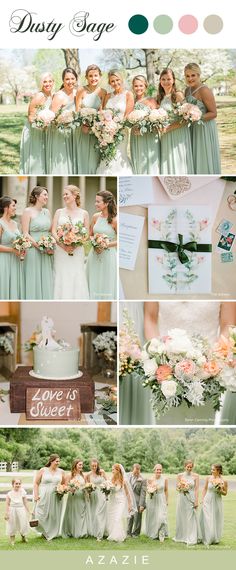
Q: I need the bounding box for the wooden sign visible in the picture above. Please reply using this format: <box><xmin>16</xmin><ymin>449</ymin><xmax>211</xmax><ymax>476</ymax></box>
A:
<box><xmin>26</xmin><ymin>387</ymin><xmax>81</xmax><ymax>421</ymax></box>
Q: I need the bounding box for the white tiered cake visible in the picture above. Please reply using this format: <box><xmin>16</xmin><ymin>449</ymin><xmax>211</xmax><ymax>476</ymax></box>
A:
<box><xmin>30</xmin><ymin>317</ymin><xmax>80</xmax><ymax>380</ymax></box>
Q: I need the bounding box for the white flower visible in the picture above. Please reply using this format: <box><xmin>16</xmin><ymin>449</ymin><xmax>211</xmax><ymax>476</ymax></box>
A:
<box><xmin>166</xmin><ymin>328</ymin><xmax>194</xmax><ymax>354</ymax></box>
<box><xmin>148</xmin><ymin>338</ymin><xmax>161</xmax><ymax>354</ymax></box>
<box><xmin>143</xmin><ymin>358</ymin><xmax>157</xmax><ymax>377</ymax></box>
<box><xmin>141</xmin><ymin>349</ymin><xmax>149</xmax><ymax>362</ymax></box>
<box><xmin>161</xmin><ymin>380</ymin><xmax>177</xmax><ymax>398</ymax></box>
<box><xmin>186</xmin><ymin>381</ymin><xmax>204</xmax><ymax>406</ymax></box>
<box><xmin>219</xmin><ymin>366</ymin><xmax>236</xmax><ymax>391</ymax></box>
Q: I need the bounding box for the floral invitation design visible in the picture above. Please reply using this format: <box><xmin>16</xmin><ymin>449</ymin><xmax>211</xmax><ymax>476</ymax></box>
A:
<box><xmin>148</xmin><ymin>206</ymin><xmax>212</xmax><ymax>294</ymax></box>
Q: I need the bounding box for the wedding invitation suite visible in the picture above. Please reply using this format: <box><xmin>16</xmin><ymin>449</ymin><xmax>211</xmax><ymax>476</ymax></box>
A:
<box><xmin>148</xmin><ymin>205</ymin><xmax>212</xmax><ymax>294</ymax></box>
<box><xmin>119</xmin><ymin>212</ymin><xmax>145</xmax><ymax>270</ymax></box>
<box><xmin>119</xmin><ymin>177</ymin><xmax>158</xmax><ymax>207</ymax></box>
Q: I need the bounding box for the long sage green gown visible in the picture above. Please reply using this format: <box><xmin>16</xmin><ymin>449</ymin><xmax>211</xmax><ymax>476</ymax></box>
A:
<box><xmin>74</xmin><ymin>91</ymin><xmax>101</xmax><ymax>174</ymax></box>
<box><xmin>0</xmin><ymin>219</ymin><xmax>24</xmax><ymax>299</ymax></box>
<box><xmin>146</xmin><ymin>476</ymin><xmax>168</xmax><ymax>539</ymax></box>
<box><xmin>61</xmin><ymin>474</ymin><xmax>88</xmax><ymax>538</ymax></box>
<box><xmin>20</xmin><ymin>96</ymin><xmax>52</xmax><ymax>174</ymax></box>
<box><xmin>86</xmin><ymin>474</ymin><xmax>107</xmax><ymax>539</ymax></box>
<box><xmin>200</xmin><ymin>480</ymin><xmax>224</xmax><ymax>545</ymax></box>
<box><xmin>174</xmin><ymin>473</ymin><xmax>201</xmax><ymax>545</ymax></box>
<box><xmin>50</xmin><ymin>94</ymin><xmax>75</xmax><ymax>174</ymax></box>
<box><xmin>23</xmin><ymin>209</ymin><xmax>53</xmax><ymax>299</ymax></box>
<box><xmin>160</xmin><ymin>95</ymin><xmax>194</xmax><ymax>174</ymax></box>
<box><xmin>130</xmin><ymin>102</ymin><xmax>161</xmax><ymax>174</ymax></box>
<box><xmin>186</xmin><ymin>88</ymin><xmax>221</xmax><ymax>174</ymax></box>
<box><xmin>35</xmin><ymin>468</ymin><xmax>63</xmax><ymax>541</ymax></box>
<box><xmin>220</xmin><ymin>392</ymin><xmax>236</xmax><ymax>425</ymax></box>
<box><xmin>86</xmin><ymin>216</ymin><xmax>117</xmax><ymax>300</ymax></box>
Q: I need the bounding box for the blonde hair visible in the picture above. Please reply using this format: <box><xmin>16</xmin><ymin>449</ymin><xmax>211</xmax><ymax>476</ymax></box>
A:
<box><xmin>40</xmin><ymin>72</ymin><xmax>54</xmax><ymax>89</ymax></box>
<box><xmin>64</xmin><ymin>185</ymin><xmax>81</xmax><ymax>206</ymax></box>
<box><xmin>132</xmin><ymin>75</ymin><xmax>148</xmax><ymax>89</ymax></box>
<box><xmin>184</xmin><ymin>63</ymin><xmax>201</xmax><ymax>75</ymax></box>
<box><xmin>108</xmin><ymin>69</ymin><xmax>123</xmax><ymax>84</ymax></box>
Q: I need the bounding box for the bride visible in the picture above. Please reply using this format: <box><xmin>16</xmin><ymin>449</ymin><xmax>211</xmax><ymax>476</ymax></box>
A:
<box><xmin>107</xmin><ymin>464</ymin><xmax>136</xmax><ymax>542</ymax></box>
<box><xmin>52</xmin><ymin>185</ymin><xmax>89</xmax><ymax>299</ymax></box>
<box><xmin>96</xmin><ymin>69</ymin><xmax>134</xmax><ymax>175</ymax></box>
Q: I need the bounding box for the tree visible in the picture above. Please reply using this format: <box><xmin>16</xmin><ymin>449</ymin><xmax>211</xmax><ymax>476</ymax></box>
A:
<box><xmin>62</xmin><ymin>49</ymin><xmax>81</xmax><ymax>76</ymax></box>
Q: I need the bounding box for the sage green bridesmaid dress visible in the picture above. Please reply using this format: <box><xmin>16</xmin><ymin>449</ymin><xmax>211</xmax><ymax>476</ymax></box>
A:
<box><xmin>173</xmin><ymin>473</ymin><xmax>201</xmax><ymax>545</ymax></box>
<box><xmin>220</xmin><ymin>392</ymin><xmax>236</xmax><ymax>425</ymax></box>
<box><xmin>61</xmin><ymin>475</ymin><xmax>88</xmax><ymax>538</ymax></box>
<box><xmin>50</xmin><ymin>95</ymin><xmax>75</xmax><ymax>174</ymax></box>
<box><xmin>146</xmin><ymin>476</ymin><xmax>168</xmax><ymax>539</ymax></box>
<box><xmin>24</xmin><ymin>209</ymin><xmax>53</xmax><ymax>299</ymax></box>
<box><xmin>0</xmin><ymin>220</ymin><xmax>24</xmax><ymax>299</ymax></box>
<box><xmin>20</xmin><ymin>96</ymin><xmax>52</xmax><ymax>174</ymax></box>
<box><xmin>74</xmin><ymin>91</ymin><xmax>101</xmax><ymax>174</ymax></box>
<box><xmin>160</xmin><ymin>95</ymin><xmax>194</xmax><ymax>174</ymax></box>
<box><xmin>186</xmin><ymin>88</ymin><xmax>221</xmax><ymax>174</ymax></box>
<box><xmin>130</xmin><ymin>102</ymin><xmax>161</xmax><ymax>174</ymax></box>
<box><xmin>86</xmin><ymin>216</ymin><xmax>117</xmax><ymax>300</ymax></box>
<box><xmin>35</xmin><ymin>468</ymin><xmax>64</xmax><ymax>541</ymax></box>
<box><xmin>200</xmin><ymin>480</ymin><xmax>224</xmax><ymax>545</ymax></box>
<box><xmin>119</xmin><ymin>302</ymin><xmax>156</xmax><ymax>426</ymax></box>
<box><xmin>86</xmin><ymin>474</ymin><xmax>107</xmax><ymax>539</ymax></box>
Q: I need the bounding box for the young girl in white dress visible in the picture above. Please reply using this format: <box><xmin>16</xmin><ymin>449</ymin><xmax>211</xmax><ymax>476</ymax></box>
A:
<box><xmin>52</xmin><ymin>185</ymin><xmax>89</xmax><ymax>299</ymax></box>
<box><xmin>5</xmin><ymin>478</ymin><xmax>30</xmax><ymax>546</ymax></box>
<box><xmin>96</xmin><ymin>69</ymin><xmax>134</xmax><ymax>175</ymax></box>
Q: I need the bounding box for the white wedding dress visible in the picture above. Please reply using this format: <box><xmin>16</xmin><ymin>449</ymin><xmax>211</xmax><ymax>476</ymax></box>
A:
<box><xmin>158</xmin><ymin>301</ymin><xmax>220</xmax><ymax>342</ymax></box>
<box><xmin>107</xmin><ymin>485</ymin><xmax>128</xmax><ymax>542</ymax></box>
<box><xmin>54</xmin><ymin>209</ymin><xmax>89</xmax><ymax>300</ymax></box>
<box><xmin>96</xmin><ymin>91</ymin><xmax>132</xmax><ymax>175</ymax></box>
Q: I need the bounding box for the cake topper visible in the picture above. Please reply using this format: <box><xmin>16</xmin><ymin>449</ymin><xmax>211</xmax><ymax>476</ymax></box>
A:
<box><xmin>38</xmin><ymin>317</ymin><xmax>63</xmax><ymax>350</ymax></box>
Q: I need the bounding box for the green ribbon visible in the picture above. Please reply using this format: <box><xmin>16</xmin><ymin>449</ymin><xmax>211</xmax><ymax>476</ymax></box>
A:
<box><xmin>148</xmin><ymin>233</ymin><xmax>212</xmax><ymax>265</ymax></box>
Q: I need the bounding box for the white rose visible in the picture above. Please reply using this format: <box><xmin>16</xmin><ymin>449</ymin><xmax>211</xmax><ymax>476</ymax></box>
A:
<box><xmin>148</xmin><ymin>338</ymin><xmax>161</xmax><ymax>354</ymax></box>
<box><xmin>161</xmin><ymin>380</ymin><xmax>177</xmax><ymax>398</ymax></box>
<box><xmin>143</xmin><ymin>358</ymin><xmax>157</xmax><ymax>377</ymax></box>
<box><xmin>219</xmin><ymin>366</ymin><xmax>236</xmax><ymax>391</ymax></box>
<box><xmin>141</xmin><ymin>349</ymin><xmax>149</xmax><ymax>361</ymax></box>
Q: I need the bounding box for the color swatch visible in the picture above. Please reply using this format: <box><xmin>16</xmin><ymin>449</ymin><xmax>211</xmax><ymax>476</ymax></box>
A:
<box><xmin>128</xmin><ymin>14</ymin><xmax>223</xmax><ymax>35</ymax></box>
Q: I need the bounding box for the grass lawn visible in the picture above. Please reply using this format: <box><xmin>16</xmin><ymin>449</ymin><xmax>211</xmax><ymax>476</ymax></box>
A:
<box><xmin>0</xmin><ymin>99</ymin><xmax>236</xmax><ymax>174</ymax></box>
<box><xmin>0</xmin><ymin>482</ymin><xmax>235</xmax><ymax>550</ymax></box>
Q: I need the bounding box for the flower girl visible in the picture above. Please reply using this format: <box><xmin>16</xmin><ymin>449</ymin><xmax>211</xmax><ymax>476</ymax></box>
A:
<box><xmin>5</xmin><ymin>479</ymin><xmax>30</xmax><ymax>546</ymax></box>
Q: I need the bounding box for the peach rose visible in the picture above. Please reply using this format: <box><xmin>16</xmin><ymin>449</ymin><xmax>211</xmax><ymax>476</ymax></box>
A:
<box><xmin>214</xmin><ymin>335</ymin><xmax>234</xmax><ymax>359</ymax></box>
<box><xmin>156</xmin><ymin>364</ymin><xmax>173</xmax><ymax>382</ymax></box>
<box><xmin>203</xmin><ymin>360</ymin><xmax>221</xmax><ymax>377</ymax></box>
<box><xmin>175</xmin><ymin>360</ymin><xmax>196</xmax><ymax>379</ymax></box>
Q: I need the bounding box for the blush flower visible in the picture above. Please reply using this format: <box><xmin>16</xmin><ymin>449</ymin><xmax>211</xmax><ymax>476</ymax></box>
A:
<box><xmin>156</xmin><ymin>365</ymin><xmax>173</xmax><ymax>382</ymax></box>
<box><xmin>175</xmin><ymin>359</ymin><xmax>196</xmax><ymax>380</ymax></box>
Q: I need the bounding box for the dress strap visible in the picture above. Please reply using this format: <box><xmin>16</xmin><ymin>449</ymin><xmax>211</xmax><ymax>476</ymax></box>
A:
<box><xmin>191</xmin><ymin>85</ymin><xmax>203</xmax><ymax>96</ymax></box>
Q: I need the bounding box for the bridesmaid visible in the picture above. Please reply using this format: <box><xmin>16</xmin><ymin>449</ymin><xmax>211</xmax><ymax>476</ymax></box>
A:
<box><xmin>21</xmin><ymin>186</ymin><xmax>54</xmax><ymax>299</ymax></box>
<box><xmin>146</xmin><ymin>464</ymin><xmax>168</xmax><ymax>541</ymax></box>
<box><xmin>0</xmin><ymin>196</ymin><xmax>24</xmax><ymax>300</ymax></box>
<box><xmin>86</xmin><ymin>190</ymin><xmax>117</xmax><ymax>300</ymax></box>
<box><xmin>20</xmin><ymin>72</ymin><xmax>54</xmax><ymax>174</ymax></box>
<box><xmin>86</xmin><ymin>459</ymin><xmax>107</xmax><ymax>541</ymax></box>
<box><xmin>74</xmin><ymin>65</ymin><xmax>106</xmax><ymax>174</ymax></box>
<box><xmin>50</xmin><ymin>67</ymin><xmax>78</xmax><ymax>174</ymax></box>
<box><xmin>200</xmin><ymin>464</ymin><xmax>228</xmax><ymax>545</ymax></box>
<box><xmin>158</xmin><ymin>68</ymin><xmax>194</xmax><ymax>174</ymax></box>
<box><xmin>185</xmin><ymin>63</ymin><xmax>221</xmax><ymax>174</ymax></box>
<box><xmin>130</xmin><ymin>75</ymin><xmax>160</xmax><ymax>174</ymax></box>
<box><xmin>61</xmin><ymin>459</ymin><xmax>88</xmax><ymax>538</ymax></box>
<box><xmin>34</xmin><ymin>454</ymin><xmax>65</xmax><ymax>541</ymax></box>
<box><xmin>173</xmin><ymin>459</ymin><xmax>201</xmax><ymax>545</ymax></box>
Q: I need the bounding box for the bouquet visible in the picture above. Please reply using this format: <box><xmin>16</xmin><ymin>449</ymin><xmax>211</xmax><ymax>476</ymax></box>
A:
<box><xmin>93</xmin><ymin>331</ymin><xmax>117</xmax><ymax>359</ymax></box>
<box><xmin>177</xmin><ymin>479</ymin><xmax>190</xmax><ymax>494</ymax></box>
<box><xmin>55</xmin><ymin>483</ymin><xmax>68</xmax><ymax>499</ymax></box>
<box><xmin>82</xmin><ymin>482</ymin><xmax>96</xmax><ymax>498</ymax></box>
<box><xmin>125</xmin><ymin>107</ymin><xmax>150</xmax><ymax>134</ymax></box>
<box><xmin>147</xmin><ymin>108</ymin><xmax>169</xmax><ymax>133</ymax></box>
<box><xmin>172</xmin><ymin>102</ymin><xmax>202</xmax><ymax>127</ymax></box>
<box><xmin>92</xmin><ymin>109</ymin><xmax>125</xmax><ymax>165</ymax></box>
<box><xmin>119</xmin><ymin>309</ymin><xmax>142</xmax><ymax>376</ymax></box>
<box><xmin>56</xmin><ymin>220</ymin><xmax>88</xmax><ymax>255</ymax></box>
<box><xmin>213</xmin><ymin>481</ymin><xmax>225</xmax><ymax>495</ymax></box>
<box><xmin>141</xmin><ymin>328</ymin><xmax>224</xmax><ymax>418</ymax></box>
<box><xmin>67</xmin><ymin>479</ymin><xmax>81</xmax><ymax>494</ymax></box>
<box><xmin>32</xmin><ymin>106</ymin><xmax>55</xmax><ymax>130</ymax></box>
<box><xmin>147</xmin><ymin>481</ymin><xmax>159</xmax><ymax>499</ymax></box>
<box><xmin>74</xmin><ymin>107</ymin><xmax>98</xmax><ymax>130</ymax></box>
<box><xmin>100</xmin><ymin>481</ymin><xmax>115</xmax><ymax>500</ymax></box>
<box><xmin>0</xmin><ymin>332</ymin><xmax>14</xmax><ymax>355</ymax></box>
<box><xmin>12</xmin><ymin>235</ymin><xmax>31</xmax><ymax>260</ymax></box>
<box><xmin>37</xmin><ymin>235</ymin><xmax>56</xmax><ymax>254</ymax></box>
<box><xmin>212</xmin><ymin>328</ymin><xmax>236</xmax><ymax>392</ymax></box>
<box><xmin>54</xmin><ymin>107</ymin><xmax>75</xmax><ymax>134</ymax></box>
<box><xmin>90</xmin><ymin>233</ymin><xmax>109</xmax><ymax>254</ymax></box>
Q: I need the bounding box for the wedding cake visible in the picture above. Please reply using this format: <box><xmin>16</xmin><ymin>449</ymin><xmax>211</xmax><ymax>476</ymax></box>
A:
<box><xmin>31</xmin><ymin>317</ymin><xmax>80</xmax><ymax>380</ymax></box>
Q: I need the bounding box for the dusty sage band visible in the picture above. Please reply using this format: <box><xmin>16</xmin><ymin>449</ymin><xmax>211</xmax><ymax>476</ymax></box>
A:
<box><xmin>148</xmin><ymin>233</ymin><xmax>212</xmax><ymax>265</ymax></box>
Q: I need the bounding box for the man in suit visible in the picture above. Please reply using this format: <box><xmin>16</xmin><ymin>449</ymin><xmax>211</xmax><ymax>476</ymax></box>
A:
<box><xmin>127</xmin><ymin>463</ymin><xmax>146</xmax><ymax>537</ymax></box>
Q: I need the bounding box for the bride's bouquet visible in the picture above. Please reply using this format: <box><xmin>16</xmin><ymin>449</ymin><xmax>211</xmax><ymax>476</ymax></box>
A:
<box><xmin>32</xmin><ymin>106</ymin><xmax>55</xmax><ymax>130</ymax></box>
<box><xmin>37</xmin><ymin>235</ymin><xmax>56</xmax><ymax>254</ymax></box>
<box><xmin>119</xmin><ymin>309</ymin><xmax>142</xmax><ymax>377</ymax></box>
<box><xmin>56</xmin><ymin>220</ymin><xmax>88</xmax><ymax>255</ymax></box>
<box><xmin>12</xmin><ymin>235</ymin><xmax>32</xmax><ymax>260</ymax></box>
<box><xmin>91</xmin><ymin>109</ymin><xmax>125</xmax><ymax>166</ymax></box>
<box><xmin>141</xmin><ymin>328</ymin><xmax>224</xmax><ymax>418</ymax></box>
<box><xmin>171</xmin><ymin>102</ymin><xmax>202</xmax><ymax>127</ymax></box>
<box><xmin>100</xmin><ymin>481</ymin><xmax>115</xmax><ymax>500</ymax></box>
<box><xmin>212</xmin><ymin>328</ymin><xmax>236</xmax><ymax>392</ymax></box>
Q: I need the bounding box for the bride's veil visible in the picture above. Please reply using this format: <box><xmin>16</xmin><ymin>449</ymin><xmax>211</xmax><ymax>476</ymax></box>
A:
<box><xmin>119</xmin><ymin>464</ymin><xmax>137</xmax><ymax>517</ymax></box>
